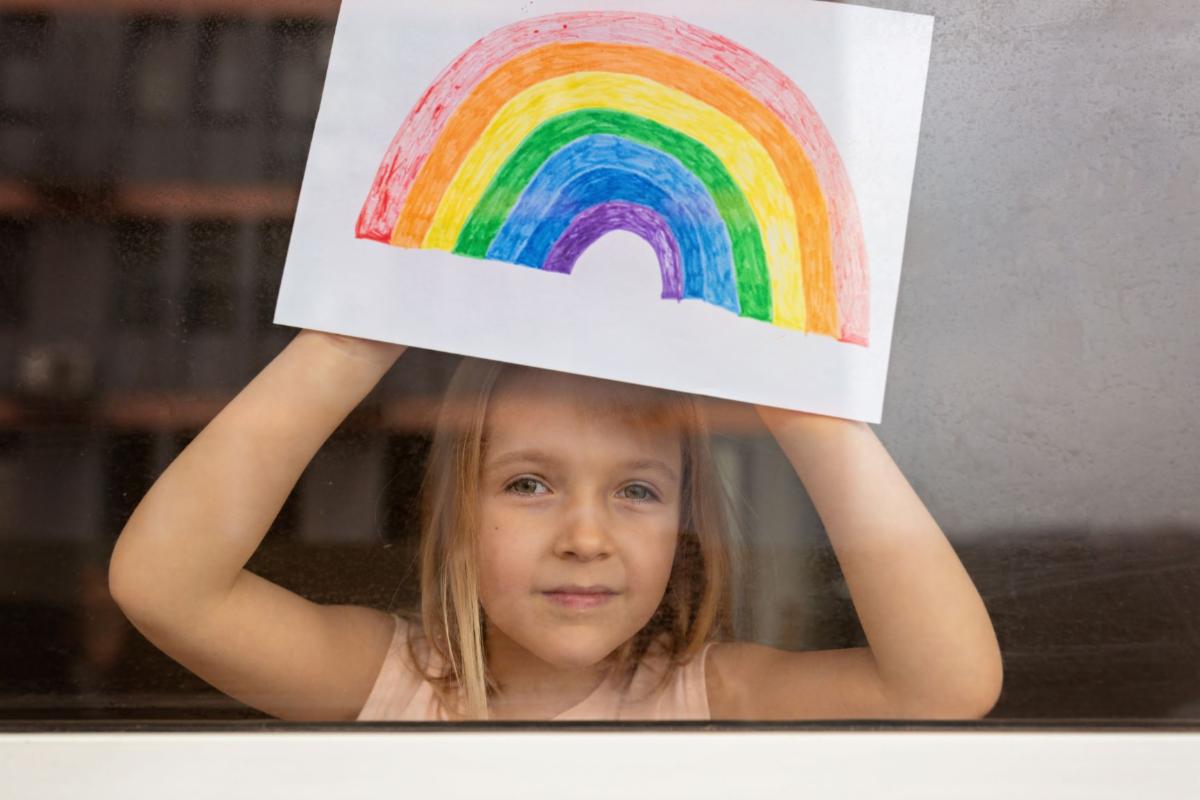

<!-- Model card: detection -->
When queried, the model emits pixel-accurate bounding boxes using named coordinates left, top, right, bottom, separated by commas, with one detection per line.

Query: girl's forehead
left=484, top=368, right=683, bottom=448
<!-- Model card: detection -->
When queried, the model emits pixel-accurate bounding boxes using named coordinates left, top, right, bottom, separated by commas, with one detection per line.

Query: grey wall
left=699, top=0, right=1200, bottom=646
left=842, top=0, right=1200, bottom=534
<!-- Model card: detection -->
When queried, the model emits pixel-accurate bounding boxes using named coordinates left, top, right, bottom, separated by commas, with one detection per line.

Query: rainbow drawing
left=357, top=11, right=870, bottom=345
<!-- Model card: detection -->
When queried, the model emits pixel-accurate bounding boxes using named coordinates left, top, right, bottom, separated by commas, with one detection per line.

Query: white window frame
left=3, top=726, right=1199, bottom=798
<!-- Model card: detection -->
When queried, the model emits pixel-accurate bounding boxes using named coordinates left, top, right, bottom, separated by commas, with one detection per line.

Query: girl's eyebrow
left=484, top=449, right=679, bottom=484
left=622, top=458, right=680, bottom=485
left=484, top=449, right=563, bottom=470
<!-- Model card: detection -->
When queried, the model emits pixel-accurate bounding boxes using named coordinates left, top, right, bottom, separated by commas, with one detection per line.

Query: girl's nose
left=553, top=496, right=614, bottom=561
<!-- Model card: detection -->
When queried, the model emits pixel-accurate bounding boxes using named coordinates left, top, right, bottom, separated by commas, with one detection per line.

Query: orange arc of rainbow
left=392, top=41, right=839, bottom=338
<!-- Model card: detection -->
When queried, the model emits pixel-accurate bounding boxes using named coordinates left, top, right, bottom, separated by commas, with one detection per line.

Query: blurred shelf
left=0, top=182, right=37, bottom=215
left=0, top=692, right=250, bottom=712
left=0, top=393, right=768, bottom=434
left=99, top=392, right=233, bottom=430
left=0, top=393, right=445, bottom=433
left=116, top=183, right=302, bottom=220
left=0, top=0, right=339, bottom=19
left=0, top=181, right=301, bottom=219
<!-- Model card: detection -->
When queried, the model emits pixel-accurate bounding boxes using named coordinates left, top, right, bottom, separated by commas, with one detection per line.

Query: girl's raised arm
left=108, top=329, right=405, bottom=720
left=770, top=408, right=1002, bottom=715
left=707, top=407, right=1003, bottom=720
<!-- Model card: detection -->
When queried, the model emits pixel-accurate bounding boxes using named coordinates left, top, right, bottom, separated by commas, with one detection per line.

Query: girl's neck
left=483, top=628, right=614, bottom=720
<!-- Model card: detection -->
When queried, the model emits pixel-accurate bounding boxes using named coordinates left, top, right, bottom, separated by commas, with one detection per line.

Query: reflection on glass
left=182, top=220, right=236, bottom=334
left=112, top=219, right=166, bottom=329
left=0, top=1, right=1196, bottom=727
left=124, top=17, right=188, bottom=123
left=0, top=219, right=30, bottom=327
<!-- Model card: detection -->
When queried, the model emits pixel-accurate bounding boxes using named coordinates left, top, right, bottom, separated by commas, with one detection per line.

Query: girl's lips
left=542, top=591, right=616, bottom=609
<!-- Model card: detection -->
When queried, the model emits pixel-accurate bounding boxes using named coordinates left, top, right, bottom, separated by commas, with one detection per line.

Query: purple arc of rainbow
left=543, top=201, right=684, bottom=300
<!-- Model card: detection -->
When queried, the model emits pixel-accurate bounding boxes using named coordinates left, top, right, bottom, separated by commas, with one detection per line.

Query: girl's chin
left=522, top=635, right=623, bottom=670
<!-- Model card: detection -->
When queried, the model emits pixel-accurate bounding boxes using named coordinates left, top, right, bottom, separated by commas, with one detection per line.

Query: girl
left=108, top=329, right=1003, bottom=721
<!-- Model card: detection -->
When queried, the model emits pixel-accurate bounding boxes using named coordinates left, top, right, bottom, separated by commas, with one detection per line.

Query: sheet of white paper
left=274, top=0, right=934, bottom=423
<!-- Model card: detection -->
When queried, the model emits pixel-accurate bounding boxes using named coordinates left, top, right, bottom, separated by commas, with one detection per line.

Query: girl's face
left=476, top=369, right=683, bottom=674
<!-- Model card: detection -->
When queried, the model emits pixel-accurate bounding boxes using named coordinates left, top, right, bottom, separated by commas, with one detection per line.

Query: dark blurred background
left=0, top=0, right=1197, bottom=722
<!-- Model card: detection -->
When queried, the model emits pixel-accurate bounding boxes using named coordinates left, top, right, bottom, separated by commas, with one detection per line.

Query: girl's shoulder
left=356, top=613, right=444, bottom=721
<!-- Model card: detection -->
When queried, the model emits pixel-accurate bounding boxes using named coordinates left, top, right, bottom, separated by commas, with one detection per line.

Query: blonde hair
left=405, top=357, right=744, bottom=720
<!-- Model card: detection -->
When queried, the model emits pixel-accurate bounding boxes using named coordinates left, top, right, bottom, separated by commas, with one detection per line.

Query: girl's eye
left=507, top=477, right=548, bottom=496
left=619, top=483, right=659, bottom=502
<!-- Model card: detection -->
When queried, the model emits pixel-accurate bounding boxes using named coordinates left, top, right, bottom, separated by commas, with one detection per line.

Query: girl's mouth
left=542, top=590, right=617, bottom=609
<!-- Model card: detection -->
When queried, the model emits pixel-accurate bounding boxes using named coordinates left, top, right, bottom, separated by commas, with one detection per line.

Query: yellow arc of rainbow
left=417, top=71, right=807, bottom=331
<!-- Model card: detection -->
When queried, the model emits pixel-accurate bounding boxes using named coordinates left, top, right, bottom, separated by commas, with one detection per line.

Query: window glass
left=0, top=0, right=1197, bottom=728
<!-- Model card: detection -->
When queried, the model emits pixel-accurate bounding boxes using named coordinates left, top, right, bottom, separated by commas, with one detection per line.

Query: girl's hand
left=298, top=329, right=407, bottom=370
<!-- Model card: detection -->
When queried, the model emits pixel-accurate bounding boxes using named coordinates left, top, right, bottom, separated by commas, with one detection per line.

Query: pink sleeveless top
left=357, top=614, right=715, bottom=721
